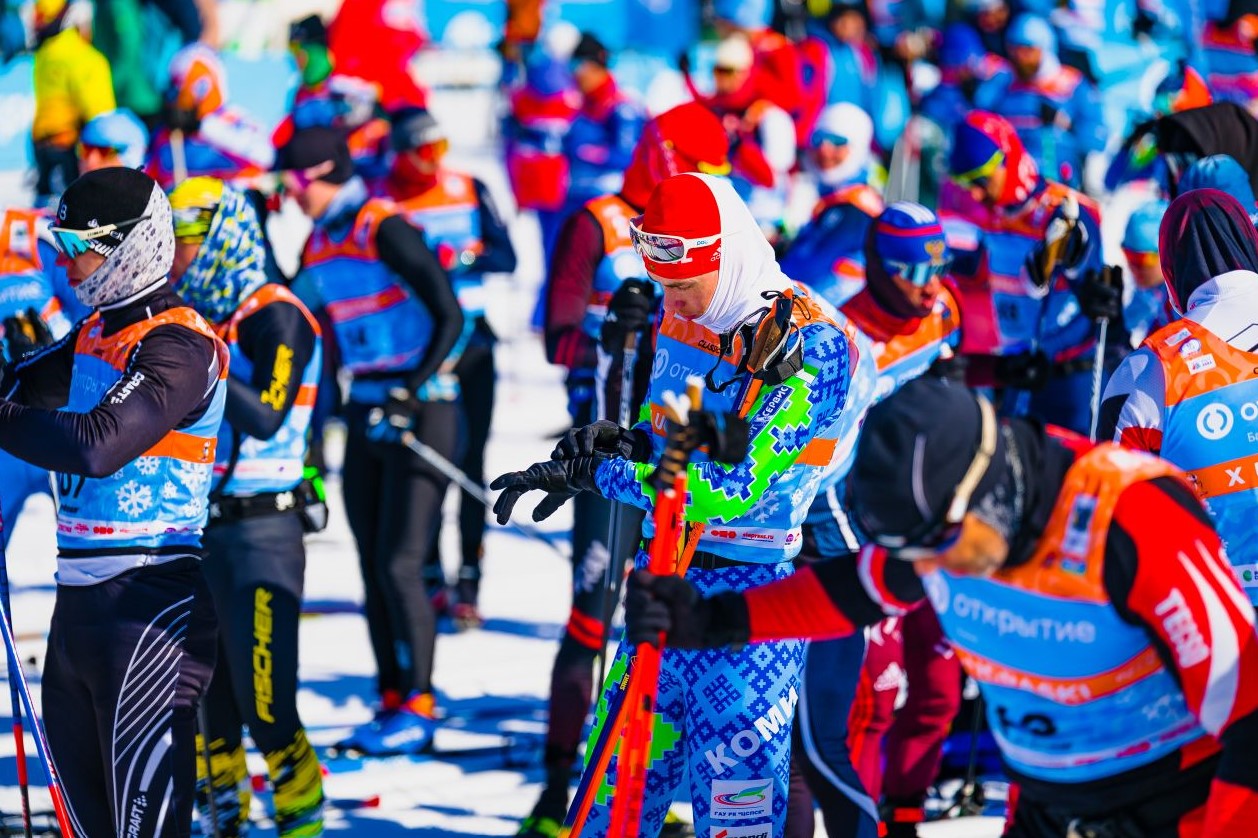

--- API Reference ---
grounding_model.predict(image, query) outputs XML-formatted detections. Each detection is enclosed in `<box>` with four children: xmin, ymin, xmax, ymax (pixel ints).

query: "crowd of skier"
<box><xmin>1</xmin><ymin>0</ymin><xmax>1258</xmax><ymax>836</ymax></box>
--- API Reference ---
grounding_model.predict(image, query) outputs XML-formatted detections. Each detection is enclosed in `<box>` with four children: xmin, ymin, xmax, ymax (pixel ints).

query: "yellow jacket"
<box><xmin>32</xmin><ymin>29</ymin><xmax>116</xmax><ymax>147</ymax></box>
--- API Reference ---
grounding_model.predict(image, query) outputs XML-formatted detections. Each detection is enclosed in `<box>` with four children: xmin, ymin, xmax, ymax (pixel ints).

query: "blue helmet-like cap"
<box><xmin>940</xmin><ymin>23</ymin><xmax>984</xmax><ymax>70</ymax></box>
<box><xmin>1122</xmin><ymin>199</ymin><xmax>1169</xmax><ymax>254</ymax></box>
<box><xmin>80</xmin><ymin>109</ymin><xmax>150</xmax><ymax>169</ymax></box>
<box><xmin>876</xmin><ymin>201</ymin><xmax>950</xmax><ymax>266</ymax></box>
<box><xmin>1178</xmin><ymin>154</ymin><xmax>1258</xmax><ymax>217</ymax></box>
<box><xmin>1006</xmin><ymin>14</ymin><xmax>1056</xmax><ymax>52</ymax></box>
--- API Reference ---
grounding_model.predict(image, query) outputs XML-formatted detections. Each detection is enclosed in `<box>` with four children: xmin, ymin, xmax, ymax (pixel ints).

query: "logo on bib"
<box><xmin>1197</xmin><ymin>403</ymin><xmax>1234</xmax><ymax>441</ymax></box>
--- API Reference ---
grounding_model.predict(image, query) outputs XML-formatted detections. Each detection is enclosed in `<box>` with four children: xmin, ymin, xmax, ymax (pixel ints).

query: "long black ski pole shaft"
<box><xmin>0</xmin><ymin>514</ymin><xmax>32</xmax><ymax>838</ymax></box>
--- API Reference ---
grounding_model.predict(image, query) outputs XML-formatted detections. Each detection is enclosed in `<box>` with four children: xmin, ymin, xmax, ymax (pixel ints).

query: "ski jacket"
<box><xmin>781</xmin><ymin>185</ymin><xmax>884</xmax><ymax>309</ymax></box>
<box><xmin>213</xmin><ymin>284</ymin><xmax>321</xmax><ymax>497</ymax></box>
<box><xmin>564</xmin><ymin>78</ymin><xmax>645</xmax><ymax>206</ymax></box>
<box><xmin>735</xmin><ymin>437</ymin><xmax>1258</xmax><ymax>830</ymax></box>
<box><xmin>294</xmin><ymin>193</ymin><xmax>462</xmax><ymax>405</ymax></box>
<box><xmin>1101</xmin><ymin>271</ymin><xmax>1258</xmax><ymax>603</ymax></box>
<box><xmin>147</xmin><ymin>108</ymin><xmax>276</xmax><ymax>191</ymax></box>
<box><xmin>0</xmin><ymin>208</ymin><xmax>72</xmax><ymax>341</ymax></box>
<box><xmin>0</xmin><ymin>286</ymin><xmax>227</xmax><ymax>584</ymax></box>
<box><xmin>595</xmin><ymin>287</ymin><xmax>852</xmax><ymax>564</ymax></box>
<box><xmin>31</xmin><ymin>28</ymin><xmax>115</xmax><ymax>147</ymax></box>
<box><xmin>274</xmin><ymin>80</ymin><xmax>392</xmax><ymax>181</ymax></box>
<box><xmin>505</xmin><ymin>81</ymin><xmax>580</xmax><ymax>212</ymax></box>
<box><xmin>948</xmin><ymin>180</ymin><xmax>1101</xmax><ymax>363</ymax></box>
<box><xmin>1203</xmin><ymin>16</ymin><xmax>1258</xmax><ymax>106</ymax></box>
<box><xmin>797</xmin><ymin>30</ymin><xmax>879</xmax><ymax>127</ymax></box>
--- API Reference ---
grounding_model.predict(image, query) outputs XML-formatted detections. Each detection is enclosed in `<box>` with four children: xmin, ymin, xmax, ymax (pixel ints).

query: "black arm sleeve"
<box><xmin>472</xmin><ymin>178</ymin><xmax>518</xmax><ymax>276</ymax></box>
<box><xmin>225</xmin><ymin>300</ymin><xmax>317</xmax><ymax>441</ymax></box>
<box><xmin>375</xmin><ymin>214</ymin><xmax>465</xmax><ymax>389</ymax></box>
<box><xmin>1</xmin><ymin>326</ymin><xmax>79</xmax><ymax>409</ymax></box>
<box><xmin>0</xmin><ymin>326</ymin><xmax>221</xmax><ymax>477</ymax></box>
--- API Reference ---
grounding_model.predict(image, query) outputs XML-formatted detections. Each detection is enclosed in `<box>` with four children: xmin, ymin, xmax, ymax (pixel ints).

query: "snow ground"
<box><xmin>0</xmin><ymin>85</ymin><xmax>1020</xmax><ymax>837</ymax></box>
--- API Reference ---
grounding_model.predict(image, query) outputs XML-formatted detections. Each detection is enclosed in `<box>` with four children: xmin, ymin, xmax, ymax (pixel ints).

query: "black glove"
<box><xmin>365</xmin><ymin>394</ymin><xmax>419</xmax><ymax>444</ymax></box>
<box><xmin>994</xmin><ymin>351</ymin><xmax>1052</xmax><ymax>391</ymax></box>
<box><xmin>1073</xmin><ymin>265</ymin><xmax>1124</xmax><ymax>323</ymax></box>
<box><xmin>599</xmin><ymin>279</ymin><xmax>656</xmax><ymax>354</ymax></box>
<box><xmin>625</xmin><ymin>570</ymin><xmax>751</xmax><ymax>649</ymax></box>
<box><xmin>490</xmin><ymin>455</ymin><xmax>604</xmax><ymax>524</ymax></box>
<box><xmin>2</xmin><ymin>308</ymin><xmax>53</xmax><ymax>362</ymax></box>
<box><xmin>551</xmin><ymin>419</ymin><xmax>652</xmax><ymax>462</ymax></box>
<box><xmin>1025</xmin><ymin>214</ymin><xmax>1089</xmax><ymax>290</ymax></box>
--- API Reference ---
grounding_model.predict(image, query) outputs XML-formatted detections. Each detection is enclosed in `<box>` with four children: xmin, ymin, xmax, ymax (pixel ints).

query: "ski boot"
<box><xmin>517</xmin><ymin>781</ymin><xmax>567</xmax><ymax>838</ymax></box>
<box><xmin>453</xmin><ymin>565</ymin><xmax>483</xmax><ymax>630</ymax></box>
<box><xmin>336</xmin><ymin>691</ymin><xmax>438</xmax><ymax>756</ymax></box>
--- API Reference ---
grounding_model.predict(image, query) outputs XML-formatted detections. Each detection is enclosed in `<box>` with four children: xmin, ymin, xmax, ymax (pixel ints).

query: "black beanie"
<box><xmin>289</xmin><ymin>15</ymin><xmax>328</xmax><ymax>46</ymax></box>
<box><xmin>390</xmin><ymin>107</ymin><xmax>444</xmax><ymax>152</ymax></box>
<box><xmin>275</xmin><ymin>126</ymin><xmax>355</xmax><ymax>185</ymax></box>
<box><xmin>850</xmin><ymin>377</ymin><xmax>1004</xmax><ymax>543</ymax></box>
<box><xmin>573</xmin><ymin>32</ymin><xmax>609</xmax><ymax>67</ymax></box>
<box><xmin>55</xmin><ymin>167</ymin><xmax>158</xmax><ymax>250</ymax></box>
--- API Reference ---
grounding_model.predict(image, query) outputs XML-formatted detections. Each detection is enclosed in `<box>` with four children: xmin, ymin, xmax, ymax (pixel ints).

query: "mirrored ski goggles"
<box><xmin>883</xmin><ymin>258</ymin><xmax>951</xmax><ymax>287</ymax></box>
<box><xmin>869</xmin><ymin>395</ymin><xmax>998</xmax><ymax>561</ymax></box>
<box><xmin>628</xmin><ymin>217</ymin><xmax>721</xmax><ymax>264</ymax></box>
<box><xmin>810</xmin><ymin>129</ymin><xmax>850</xmax><ymax>149</ymax></box>
<box><xmin>1122</xmin><ymin>247</ymin><xmax>1159</xmax><ymax>271</ymax></box>
<box><xmin>49</xmin><ymin>214</ymin><xmax>150</xmax><ymax>258</ymax></box>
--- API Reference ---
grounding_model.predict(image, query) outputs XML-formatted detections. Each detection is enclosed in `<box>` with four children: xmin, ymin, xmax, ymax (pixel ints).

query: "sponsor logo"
<box><xmin>710</xmin><ymin>825</ymin><xmax>772</xmax><ymax>838</ymax></box>
<box><xmin>922</xmin><ymin>571</ymin><xmax>949</xmax><ymax>615</ymax></box>
<box><xmin>1180</xmin><ymin>338</ymin><xmax>1203</xmax><ymax>357</ymax></box>
<box><xmin>260</xmin><ymin>343</ymin><xmax>294</xmax><ymax>410</ymax></box>
<box><xmin>253</xmin><ymin>588</ymin><xmax>276</xmax><ymax>723</ymax></box>
<box><xmin>710</xmin><ymin>779</ymin><xmax>772</xmax><ymax>819</ymax></box>
<box><xmin>1188</xmin><ymin>354</ymin><xmax>1217</xmax><ymax>374</ymax></box>
<box><xmin>109</xmin><ymin>371</ymin><xmax>146</xmax><ymax>405</ymax></box>
<box><xmin>1154</xmin><ymin>588</ymin><xmax>1210</xmax><ymax>668</ymax></box>
<box><xmin>698</xmin><ymin>339</ymin><xmax>721</xmax><ymax>353</ymax></box>
<box><xmin>705</xmin><ymin>687</ymin><xmax>798</xmax><ymax>774</ymax></box>
<box><xmin>1060</xmin><ymin>495</ymin><xmax>1096</xmax><ymax>561</ymax></box>
<box><xmin>710</xmin><ymin>529</ymin><xmax>737</xmax><ymax>539</ymax></box>
<box><xmin>950</xmin><ymin>593</ymin><xmax>1096</xmax><ymax>643</ymax></box>
<box><xmin>1163</xmin><ymin>327</ymin><xmax>1191</xmax><ymax>348</ymax></box>
<box><xmin>1197</xmin><ymin>403</ymin><xmax>1234</xmax><ymax>441</ymax></box>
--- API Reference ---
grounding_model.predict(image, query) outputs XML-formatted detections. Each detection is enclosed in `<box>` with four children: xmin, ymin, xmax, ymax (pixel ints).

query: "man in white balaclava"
<box><xmin>0</xmin><ymin>166</ymin><xmax>226</xmax><ymax>837</ymax></box>
<box><xmin>491</xmin><ymin>173</ymin><xmax>855</xmax><ymax>837</ymax></box>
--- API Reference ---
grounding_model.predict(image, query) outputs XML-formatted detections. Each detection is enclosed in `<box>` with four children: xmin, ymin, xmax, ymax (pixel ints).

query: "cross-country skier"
<box><xmin>1101</xmin><ymin>188</ymin><xmax>1258</xmax><ymax>607</ymax></box>
<box><xmin>520</xmin><ymin>103</ymin><xmax>731</xmax><ymax>838</ymax></box>
<box><xmin>1120</xmin><ymin>199</ymin><xmax>1171</xmax><ymax>345</ymax></box>
<box><xmin>0</xmin><ymin>166</ymin><xmax>226</xmax><ymax>837</ymax></box>
<box><xmin>166</xmin><ymin>177</ymin><xmax>325</xmax><ymax>837</ymax></box>
<box><xmin>280</xmin><ymin>126</ymin><xmax>464</xmax><ymax>755</ymax></box>
<box><xmin>628</xmin><ymin>375</ymin><xmax>1258</xmax><ymax>836</ymax></box>
<box><xmin>78</xmin><ymin>109</ymin><xmax>150</xmax><ymax>174</ymax></box>
<box><xmin>495</xmin><ymin>172</ymin><xmax>854</xmax><ymax>837</ymax></box>
<box><xmin>380</xmin><ymin>107</ymin><xmax>518</xmax><ymax>627</ymax></box>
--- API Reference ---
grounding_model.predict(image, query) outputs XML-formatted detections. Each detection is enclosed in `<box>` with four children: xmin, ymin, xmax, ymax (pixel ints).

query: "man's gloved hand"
<box><xmin>551</xmin><ymin>419</ymin><xmax>652</xmax><ymax>462</ymax></box>
<box><xmin>2</xmin><ymin>308</ymin><xmax>53</xmax><ymax>363</ymax></box>
<box><xmin>994</xmin><ymin>351</ymin><xmax>1052</xmax><ymax>391</ymax></box>
<box><xmin>490</xmin><ymin>455</ymin><xmax>604</xmax><ymax>524</ymax></box>
<box><xmin>365</xmin><ymin>394</ymin><xmax>420</xmax><ymax>444</ymax></box>
<box><xmin>1073</xmin><ymin>265</ymin><xmax>1124</xmax><ymax>322</ymax></box>
<box><xmin>625</xmin><ymin>570</ymin><xmax>751</xmax><ymax>649</ymax></box>
<box><xmin>600</xmin><ymin>279</ymin><xmax>655</xmax><ymax>354</ymax></box>
<box><xmin>1025</xmin><ymin>211</ymin><xmax>1090</xmax><ymax>290</ymax></box>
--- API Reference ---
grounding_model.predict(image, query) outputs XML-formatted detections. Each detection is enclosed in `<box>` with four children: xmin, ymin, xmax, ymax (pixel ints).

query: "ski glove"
<box><xmin>994</xmin><ymin>351</ymin><xmax>1052</xmax><ymax>391</ymax></box>
<box><xmin>1025</xmin><ymin>213</ymin><xmax>1090</xmax><ymax>290</ymax></box>
<box><xmin>1</xmin><ymin>308</ymin><xmax>53</xmax><ymax>363</ymax></box>
<box><xmin>1073</xmin><ymin>265</ymin><xmax>1124</xmax><ymax>323</ymax></box>
<box><xmin>600</xmin><ymin>279</ymin><xmax>656</xmax><ymax>354</ymax></box>
<box><xmin>365</xmin><ymin>389</ymin><xmax>423</xmax><ymax>444</ymax></box>
<box><xmin>490</xmin><ymin>455</ymin><xmax>605</xmax><ymax>524</ymax></box>
<box><xmin>625</xmin><ymin>570</ymin><xmax>751</xmax><ymax>649</ymax></box>
<box><xmin>551</xmin><ymin>420</ymin><xmax>652</xmax><ymax>462</ymax></box>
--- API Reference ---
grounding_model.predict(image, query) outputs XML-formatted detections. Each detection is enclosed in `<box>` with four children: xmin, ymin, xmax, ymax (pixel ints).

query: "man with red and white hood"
<box><xmin>523</xmin><ymin>104</ymin><xmax>732</xmax><ymax>836</ymax></box>
<box><xmin>497</xmin><ymin>173</ymin><xmax>855</xmax><ymax>837</ymax></box>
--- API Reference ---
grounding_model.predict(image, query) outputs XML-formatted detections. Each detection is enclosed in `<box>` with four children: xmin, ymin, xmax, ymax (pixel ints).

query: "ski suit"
<box><xmin>388</xmin><ymin>169</ymin><xmax>517</xmax><ymax>608</ymax></box>
<box><xmin>732</xmin><ymin>436</ymin><xmax>1258</xmax><ymax>835</ymax></box>
<box><xmin>275</xmin><ymin>77</ymin><xmax>393</xmax><ymax>181</ymax></box>
<box><xmin>147</xmin><ymin>108</ymin><xmax>276</xmax><ymax>191</ymax></box>
<box><xmin>797</xmin><ymin>26</ymin><xmax>880</xmax><ymax>134</ymax></box>
<box><xmin>565</xmin><ymin>78</ymin><xmax>645</xmax><ymax>211</ymax></box>
<box><xmin>0</xmin><ymin>284</ymin><xmax>227</xmax><ymax>838</ymax></box>
<box><xmin>1202</xmin><ymin>15</ymin><xmax>1258</xmax><ymax>106</ymax></box>
<box><xmin>291</xmin><ymin>181</ymin><xmax>463</xmax><ymax>707</ymax></box>
<box><xmin>196</xmin><ymin>284</ymin><xmax>324</xmax><ymax>837</ymax></box>
<box><xmin>0</xmin><ymin>208</ymin><xmax>75</xmax><ymax>545</ymax></box>
<box><xmin>779</xmin><ymin>184</ymin><xmax>884</xmax><ymax>309</ymax></box>
<box><xmin>1101</xmin><ymin>270</ymin><xmax>1258</xmax><ymax>605</ymax></box>
<box><xmin>583</xmin><ymin>287</ymin><xmax>852</xmax><ymax>837</ymax></box>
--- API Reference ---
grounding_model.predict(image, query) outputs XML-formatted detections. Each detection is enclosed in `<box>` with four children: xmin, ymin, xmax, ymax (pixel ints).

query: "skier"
<box><xmin>30</xmin><ymin>0</ymin><xmax>116</xmax><ymax>206</ymax></box>
<box><xmin>0</xmin><ymin>167</ymin><xmax>225</xmax><ymax>836</ymax></box>
<box><xmin>1101</xmin><ymin>188</ymin><xmax>1258</xmax><ymax>607</ymax></box>
<box><xmin>521</xmin><ymin>104</ymin><xmax>731</xmax><ymax>838</ymax></box>
<box><xmin>494</xmin><ymin>172</ymin><xmax>854</xmax><ymax>837</ymax></box>
<box><xmin>78</xmin><ymin>108</ymin><xmax>151</xmax><ymax>173</ymax></box>
<box><xmin>1178</xmin><ymin>154</ymin><xmax>1258</xmax><ymax>220</ymax></box>
<box><xmin>789</xmin><ymin>203</ymin><xmax>963</xmax><ymax>838</ymax></box>
<box><xmin>1202</xmin><ymin>7</ymin><xmax>1258</xmax><ymax>108</ymax></box>
<box><xmin>628</xmin><ymin>375</ymin><xmax>1258</xmax><ymax>836</ymax></box>
<box><xmin>147</xmin><ymin>43</ymin><xmax>276</xmax><ymax>190</ymax></box>
<box><xmin>166</xmin><ymin>177</ymin><xmax>325</xmax><ymax>837</ymax></box>
<box><xmin>945</xmin><ymin>111</ymin><xmax>1114</xmax><ymax>435</ymax></box>
<box><xmin>279</xmin><ymin>126</ymin><xmax>464</xmax><ymax>754</ymax></box>
<box><xmin>1120</xmin><ymin>199</ymin><xmax>1172</xmax><ymax>345</ymax></box>
<box><xmin>382</xmin><ymin>107</ymin><xmax>519</xmax><ymax>626</ymax></box>
<box><xmin>779</xmin><ymin>103</ymin><xmax>882</xmax><ymax>307</ymax></box>
<box><xmin>710</xmin><ymin>0</ymin><xmax>804</xmax><ymax>118</ymax></box>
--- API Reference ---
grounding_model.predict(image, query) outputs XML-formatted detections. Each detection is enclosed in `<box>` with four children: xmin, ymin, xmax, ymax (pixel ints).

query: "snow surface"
<box><xmin>0</xmin><ymin>82</ymin><xmax>1023</xmax><ymax>838</ymax></box>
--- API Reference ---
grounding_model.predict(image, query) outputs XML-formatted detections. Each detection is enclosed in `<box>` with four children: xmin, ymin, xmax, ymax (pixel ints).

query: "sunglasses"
<box><xmin>406</xmin><ymin>140</ymin><xmax>448</xmax><ymax>162</ymax></box>
<box><xmin>884</xmin><ymin>258</ymin><xmax>951</xmax><ymax>287</ymax></box>
<box><xmin>1123</xmin><ymin>247</ymin><xmax>1159</xmax><ymax>270</ymax></box>
<box><xmin>951</xmin><ymin>151</ymin><xmax>1005</xmax><ymax>190</ymax></box>
<box><xmin>628</xmin><ymin>216</ymin><xmax>721</xmax><ymax>264</ymax></box>
<box><xmin>280</xmin><ymin>160</ymin><xmax>337</xmax><ymax>193</ymax></box>
<box><xmin>49</xmin><ymin>215</ymin><xmax>151</xmax><ymax>259</ymax></box>
<box><xmin>811</xmin><ymin>130</ymin><xmax>850</xmax><ymax>150</ymax></box>
<box><xmin>871</xmin><ymin>395</ymin><xmax>998</xmax><ymax>561</ymax></box>
<box><xmin>78</xmin><ymin>142</ymin><xmax>121</xmax><ymax>159</ymax></box>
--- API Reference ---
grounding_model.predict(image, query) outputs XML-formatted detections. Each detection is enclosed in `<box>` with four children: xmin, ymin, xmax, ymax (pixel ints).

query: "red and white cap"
<box><xmin>636</xmin><ymin>173</ymin><xmax>724</xmax><ymax>280</ymax></box>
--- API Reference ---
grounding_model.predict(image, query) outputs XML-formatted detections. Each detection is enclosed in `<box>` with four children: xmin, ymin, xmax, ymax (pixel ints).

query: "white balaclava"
<box><xmin>812</xmin><ymin>103</ymin><xmax>874</xmax><ymax>188</ymax></box>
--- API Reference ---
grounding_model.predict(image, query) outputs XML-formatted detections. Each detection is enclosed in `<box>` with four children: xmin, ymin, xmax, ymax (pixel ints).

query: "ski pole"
<box><xmin>396</xmin><ymin>428</ymin><xmax>567</xmax><ymax>558</ymax></box>
<box><xmin>595</xmin><ymin>331</ymin><xmax>640</xmax><ymax>702</ymax></box>
<box><xmin>0</xmin><ymin>527</ymin><xmax>74</xmax><ymax>836</ymax></box>
<box><xmin>171</xmin><ymin>128</ymin><xmax>188</xmax><ymax>185</ymax></box>
<box><xmin>1089</xmin><ymin>316</ymin><xmax>1108</xmax><ymax>442</ymax></box>
<box><xmin>0</xmin><ymin>516</ymin><xmax>32</xmax><ymax>838</ymax></box>
<box><xmin>197</xmin><ymin>702</ymin><xmax>223</xmax><ymax>838</ymax></box>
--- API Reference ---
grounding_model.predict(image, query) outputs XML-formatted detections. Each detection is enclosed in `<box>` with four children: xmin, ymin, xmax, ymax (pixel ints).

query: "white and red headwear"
<box><xmin>638</xmin><ymin>173</ymin><xmax>791</xmax><ymax>333</ymax></box>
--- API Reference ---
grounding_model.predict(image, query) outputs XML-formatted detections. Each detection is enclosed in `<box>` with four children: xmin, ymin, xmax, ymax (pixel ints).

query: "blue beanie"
<box><xmin>713</xmin><ymin>0</ymin><xmax>772</xmax><ymax>29</ymax></box>
<box><xmin>1179</xmin><ymin>155</ymin><xmax>1258</xmax><ymax>215</ymax></box>
<box><xmin>940</xmin><ymin>23</ymin><xmax>984</xmax><ymax>70</ymax></box>
<box><xmin>525</xmin><ymin>55</ymin><xmax>573</xmax><ymax>97</ymax></box>
<box><xmin>876</xmin><ymin>201</ymin><xmax>950</xmax><ymax>265</ymax></box>
<box><xmin>1122</xmin><ymin>199</ymin><xmax>1169</xmax><ymax>253</ymax></box>
<box><xmin>950</xmin><ymin>116</ymin><xmax>1004</xmax><ymax>178</ymax></box>
<box><xmin>1006</xmin><ymin>14</ymin><xmax>1056</xmax><ymax>52</ymax></box>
